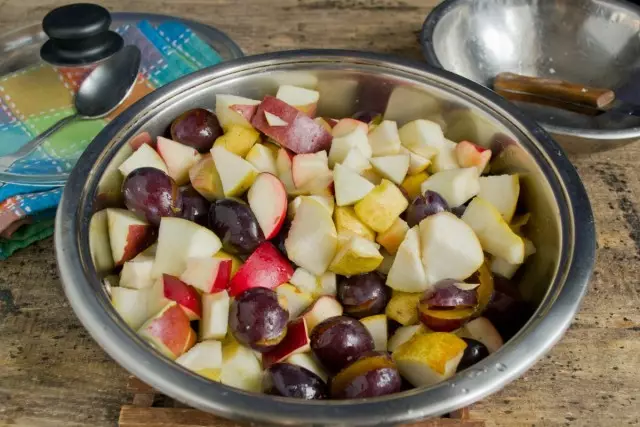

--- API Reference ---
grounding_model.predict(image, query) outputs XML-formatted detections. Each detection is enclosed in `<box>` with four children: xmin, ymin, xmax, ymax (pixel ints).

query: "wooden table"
<box><xmin>1</xmin><ymin>1</ymin><xmax>639</xmax><ymax>426</ymax></box>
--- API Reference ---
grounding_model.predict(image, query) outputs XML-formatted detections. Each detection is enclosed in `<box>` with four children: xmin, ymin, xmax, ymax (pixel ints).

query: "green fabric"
<box><xmin>0</xmin><ymin>219</ymin><xmax>55</xmax><ymax>260</ymax></box>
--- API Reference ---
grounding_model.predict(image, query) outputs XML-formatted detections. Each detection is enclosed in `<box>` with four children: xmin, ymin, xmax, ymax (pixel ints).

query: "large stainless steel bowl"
<box><xmin>55</xmin><ymin>50</ymin><xmax>595</xmax><ymax>426</ymax></box>
<box><xmin>421</xmin><ymin>0</ymin><xmax>640</xmax><ymax>154</ymax></box>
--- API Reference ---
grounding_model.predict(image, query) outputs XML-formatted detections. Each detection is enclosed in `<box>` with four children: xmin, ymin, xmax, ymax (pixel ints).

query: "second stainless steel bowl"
<box><xmin>56</xmin><ymin>50</ymin><xmax>595</xmax><ymax>426</ymax></box>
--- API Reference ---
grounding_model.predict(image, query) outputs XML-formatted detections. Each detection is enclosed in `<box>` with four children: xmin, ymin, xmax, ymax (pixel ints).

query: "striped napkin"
<box><xmin>0</xmin><ymin>20</ymin><xmax>225</xmax><ymax>259</ymax></box>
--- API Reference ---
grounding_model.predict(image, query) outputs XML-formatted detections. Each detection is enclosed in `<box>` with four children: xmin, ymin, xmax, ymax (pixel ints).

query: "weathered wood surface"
<box><xmin>0</xmin><ymin>1</ymin><xmax>639</xmax><ymax>426</ymax></box>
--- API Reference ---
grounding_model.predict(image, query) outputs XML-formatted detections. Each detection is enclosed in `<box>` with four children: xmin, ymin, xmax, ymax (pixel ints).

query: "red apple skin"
<box><xmin>230</xmin><ymin>104</ymin><xmax>258</xmax><ymax>122</ymax></box>
<box><xmin>162</xmin><ymin>274</ymin><xmax>202</xmax><ymax>320</ymax></box>
<box><xmin>248</xmin><ymin>173</ymin><xmax>287</xmax><ymax>239</ymax></box>
<box><xmin>142</xmin><ymin>304</ymin><xmax>194</xmax><ymax>358</ymax></box>
<box><xmin>263</xmin><ymin>317</ymin><xmax>310</xmax><ymax>367</ymax></box>
<box><xmin>228</xmin><ymin>242</ymin><xmax>294</xmax><ymax>297</ymax></box>
<box><xmin>456</xmin><ymin>140</ymin><xmax>491</xmax><ymax>170</ymax></box>
<box><xmin>129</xmin><ymin>131</ymin><xmax>155</xmax><ymax>150</ymax></box>
<box><xmin>212</xmin><ymin>259</ymin><xmax>232</xmax><ymax>292</ymax></box>
<box><xmin>251</xmin><ymin>96</ymin><xmax>332</xmax><ymax>154</ymax></box>
<box><xmin>117</xmin><ymin>225</ymin><xmax>156</xmax><ymax>265</ymax></box>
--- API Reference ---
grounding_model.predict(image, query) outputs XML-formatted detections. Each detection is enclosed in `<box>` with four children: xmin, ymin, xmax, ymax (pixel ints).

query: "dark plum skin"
<box><xmin>352</xmin><ymin>110</ymin><xmax>382</xmax><ymax>125</ymax></box>
<box><xmin>330</xmin><ymin>352</ymin><xmax>402</xmax><ymax>399</ymax></box>
<box><xmin>229</xmin><ymin>288</ymin><xmax>289</xmax><ymax>352</ymax></box>
<box><xmin>337</xmin><ymin>273</ymin><xmax>390</xmax><ymax>318</ymax></box>
<box><xmin>272</xmin><ymin>220</ymin><xmax>291</xmax><ymax>258</ymax></box>
<box><xmin>122</xmin><ymin>167</ymin><xmax>182</xmax><ymax>226</ymax></box>
<box><xmin>264</xmin><ymin>363</ymin><xmax>328</xmax><ymax>400</ymax></box>
<box><xmin>208</xmin><ymin>199</ymin><xmax>265</xmax><ymax>255</ymax></box>
<box><xmin>310</xmin><ymin>316</ymin><xmax>374</xmax><ymax>372</ymax></box>
<box><xmin>421</xmin><ymin>279</ymin><xmax>478</xmax><ymax>309</ymax></box>
<box><xmin>457</xmin><ymin>338</ymin><xmax>490</xmax><ymax>372</ymax></box>
<box><xmin>170</xmin><ymin>108</ymin><xmax>223</xmax><ymax>152</ymax></box>
<box><xmin>406</xmin><ymin>190</ymin><xmax>449</xmax><ymax>227</ymax></box>
<box><xmin>180</xmin><ymin>186</ymin><xmax>210</xmax><ymax>226</ymax></box>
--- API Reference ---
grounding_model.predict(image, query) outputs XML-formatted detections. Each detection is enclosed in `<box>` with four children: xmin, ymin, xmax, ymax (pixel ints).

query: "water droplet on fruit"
<box><xmin>496</xmin><ymin>363</ymin><xmax>507</xmax><ymax>372</ymax></box>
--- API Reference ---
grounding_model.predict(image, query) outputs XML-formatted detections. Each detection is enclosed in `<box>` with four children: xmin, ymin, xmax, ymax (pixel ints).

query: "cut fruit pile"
<box><xmin>91</xmin><ymin>85</ymin><xmax>537</xmax><ymax>400</ymax></box>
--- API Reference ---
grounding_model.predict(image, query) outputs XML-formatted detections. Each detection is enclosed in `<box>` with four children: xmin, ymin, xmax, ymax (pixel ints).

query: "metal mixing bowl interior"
<box><xmin>421</xmin><ymin>0</ymin><xmax>640</xmax><ymax>153</ymax></box>
<box><xmin>55</xmin><ymin>50</ymin><xmax>595</xmax><ymax>426</ymax></box>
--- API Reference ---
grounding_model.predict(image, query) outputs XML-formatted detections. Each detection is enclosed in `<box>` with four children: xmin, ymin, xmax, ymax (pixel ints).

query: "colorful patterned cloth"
<box><xmin>0</xmin><ymin>20</ymin><xmax>224</xmax><ymax>259</ymax></box>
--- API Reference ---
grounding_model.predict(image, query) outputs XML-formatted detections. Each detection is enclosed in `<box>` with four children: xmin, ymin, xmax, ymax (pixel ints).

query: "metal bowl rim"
<box><xmin>419</xmin><ymin>0</ymin><xmax>640</xmax><ymax>142</ymax></box>
<box><xmin>55</xmin><ymin>49</ymin><xmax>595</xmax><ymax>426</ymax></box>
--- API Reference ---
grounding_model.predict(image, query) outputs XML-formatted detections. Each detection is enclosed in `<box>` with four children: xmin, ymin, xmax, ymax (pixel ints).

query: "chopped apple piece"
<box><xmin>490</xmin><ymin>256</ymin><xmax>520</xmax><ymax>279</ymax></box>
<box><xmin>398</xmin><ymin>119</ymin><xmax>445</xmax><ymax>159</ymax></box>
<box><xmin>111</xmin><ymin>283</ymin><xmax>167</xmax><ymax>330</ymax></box>
<box><xmin>301</xmin><ymin>296</ymin><xmax>343</xmax><ymax>332</ymax></box>
<box><xmin>419</xmin><ymin>212</ymin><xmax>484</xmax><ymax>285</ymax></box>
<box><xmin>285</xmin><ymin>198</ymin><xmax>338</xmax><ymax>275</ymax></box>
<box><xmin>400</xmin><ymin>146</ymin><xmax>430</xmax><ymax>175</ymax></box>
<box><xmin>288</xmin><ymin>194</ymin><xmax>334</xmax><ymax>219</ymax></box>
<box><xmin>360</xmin><ymin>167</ymin><xmax>383</xmax><ymax>185</ymax></box>
<box><xmin>421</xmin><ymin>167</ymin><xmax>480</xmax><ymax>207</ymax></box>
<box><xmin>376</xmin><ymin>217</ymin><xmax>409</xmax><ymax>255</ymax></box>
<box><xmin>431</xmin><ymin>139</ymin><xmax>460</xmax><ymax>173</ymax></box>
<box><xmin>376</xmin><ymin>249</ymin><xmax>395</xmax><ymax>275</ymax></box>
<box><xmin>161</xmin><ymin>274</ymin><xmax>201</xmax><ymax>320</ymax></box>
<box><xmin>385</xmin><ymin>290</ymin><xmax>421</xmax><ymax>325</ymax></box>
<box><xmin>328</xmin><ymin>127</ymin><xmax>371</xmax><ymax>167</ymax></box>
<box><xmin>276</xmin><ymin>283</ymin><xmax>314</xmax><ymax>318</ymax></box>
<box><xmin>286</xmin><ymin>353</ymin><xmax>329</xmax><ymax>382</ymax></box>
<box><xmin>458</xmin><ymin>317</ymin><xmax>503</xmax><ymax>353</ymax></box>
<box><xmin>333</xmin><ymin>163</ymin><xmax>375</xmax><ymax>207</ymax></box>
<box><xmin>228</xmin><ymin>242</ymin><xmax>294</xmax><ymax>296</ymax></box>
<box><xmin>213</xmin><ymin>125</ymin><xmax>260</xmax><ymax>157</ymax></box>
<box><xmin>276</xmin><ymin>148</ymin><xmax>296</xmax><ymax>194</ymax></box>
<box><xmin>120</xmin><ymin>252</ymin><xmax>155</xmax><ymax>289</ymax></box>
<box><xmin>370</xmin><ymin>155</ymin><xmax>410</xmax><ymax>185</ymax></box>
<box><xmin>138</xmin><ymin>302</ymin><xmax>196</xmax><ymax>360</ymax></box>
<box><xmin>245</xmin><ymin>143</ymin><xmax>278</xmax><ymax>175</ymax></box>
<box><xmin>329</xmin><ymin>235</ymin><xmax>383</xmax><ymax>276</ymax></box>
<box><xmin>361</xmin><ymin>314</ymin><xmax>388</xmax><ymax>351</ymax></box>
<box><xmin>152</xmin><ymin>217</ymin><xmax>222</xmax><ymax>278</ymax></box>
<box><xmin>213</xmin><ymin>251</ymin><xmax>243</xmax><ymax>278</ymax></box>
<box><xmin>342</xmin><ymin>147</ymin><xmax>370</xmax><ymax>173</ymax></box>
<box><xmin>456</xmin><ymin>140</ymin><xmax>491</xmax><ymax>173</ymax></box>
<box><xmin>462</xmin><ymin>197</ymin><xmax>525</xmax><ymax>264</ymax></box>
<box><xmin>118</xmin><ymin>143</ymin><xmax>168</xmax><ymax>177</ymax></box>
<box><xmin>176</xmin><ymin>340</ymin><xmax>223</xmax><ymax>381</ymax></box>
<box><xmin>264</xmin><ymin>111</ymin><xmax>288</xmax><ymax>126</ymax></box>
<box><xmin>291</xmin><ymin>151</ymin><xmax>330</xmax><ymax>189</ymax></box>
<box><xmin>334</xmin><ymin>206</ymin><xmax>375</xmax><ymax>242</ymax></box>
<box><xmin>89</xmin><ymin>210</ymin><xmax>114</xmax><ymax>274</ymax></box>
<box><xmin>332</xmin><ymin>118</ymin><xmax>368</xmax><ymax>137</ymax></box>
<box><xmin>368</xmin><ymin>120</ymin><xmax>402</xmax><ymax>156</ymax></box>
<box><xmin>180</xmin><ymin>257</ymin><xmax>231</xmax><ymax>293</ymax></box>
<box><xmin>354</xmin><ymin>179</ymin><xmax>409</xmax><ymax>233</ymax></box>
<box><xmin>220</xmin><ymin>336</ymin><xmax>263</xmax><ymax>392</ymax></box>
<box><xmin>478</xmin><ymin>175</ymin><xmax>520</xmax><ymax>222</ymax></box>
<box><xmin>388</xmin><ymin>324</ymin><xmax>425</xmax><ymax>352</ymax></box>
<box><xmin>314</xmin><ymin>117</ymin><xmax>333</xmax><ymax>133</ymax></box>
<box><xmin>211</xmin><ymin>145</ymin><xmax>258</xmax><ymax>197</ymax></box>
<box><xmin>392</xmin><ymin>332</ymin><xmax>466</xmax><ymax>387</ymax></box>
<box><xmin>106</xmin><ymin>208</ymin><xmax>154</xmax><ymax>266</ymax></box>
<box><xmin>401</xmin><ymin>172</ymin><xmax>429</xmax><ymax>200</ymax></box>
<box><xmin>289</xmin><ymin>267</ymin><xmax>318</xmax><ymax>295</ymax></box>
<box><xmin>188</xmin><ymin>154</ymin><xmax>225</xmax><ymax>201</ymax></box>
<box><xmin>317</xmin><ymin>272</ymin><xmax>337</xmax><ymax>297</ymax></box>
<box><xmin>248</xmin><ymin>173</ymin><xmax>287</xmax><ymax>239</ymax></box>
<box><xmin>263</xmin><ymin>318</ymin><xmax>310</xmax><ymax>368</ymax></box>
<box><xmin>276</xmin><ymin>84</ymin><xmax>320</xmax><ymax>116</ymax></box>
<box><xmin>386</xmin><ymin>226</ymin><xmax>428</xmax><ymax>292</ymax></box>
<box><xmin>200</xmin><ymin>290</ymin><xmax>230</xmax><ymax>340</ymax></box>
<box><xmin>215</xmin><ymin>94</ymin><xmax>260</xmax><ymax>130</ymax></box>
<box><xmin>157</xmin><ymin>137</ymin><xmax>202</xmax><ymax>185</ymax></box>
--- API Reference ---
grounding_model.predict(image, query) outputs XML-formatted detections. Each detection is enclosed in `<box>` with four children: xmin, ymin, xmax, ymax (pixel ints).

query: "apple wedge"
<box><xmin>245</xmin><ymin>143</ymin><xmax>278</xmax><ymax>175</ymax></box>
<box><xmin>401</xmin><ymin>172</ymin><xmax>430</xmax><ymax>200</ymax></box>
<box><xmin>138</xmin><ymin>302</ymin><xmax>196</xmax><ymax>360</ymax></box>
<box><xmin>89</xmin><ymin>210</ymin><xmax>114</xmax><ymax>274</ymax></box>
<box><xmin>106</xmin><ymin>208</ymin><xmax>154</xmax><ymax>266</ymax></box>
<box><xmin>388</xmin><ymin>324</ymin><xmax>425</xmax><ymax>352</ymax></box>
<box><xmin>251</xmin><ymin>96</ymin><xmax>332</xmax><ymax>154</ymax></box>
<box><xmin>213</xmin><ymin>124</ymin><xmax>260</xmax><ymax>157</ymax></box>
<box><xmin>128</xmin><ymin>131</ymin><xmax>154</xmax><ymax>151</ymax></box>
<box><xmin>329</xmin><ymin>235</ymin><xmax>383</xmax><ymax>276</ymax></box>
<box><xmin>276</xmin><ymin>148</ymin><xmax>297</xmax><ymax>194</ymax></box>
<box><xmin>420</xmin><ymin>167</ymin><xmax>480</xmax><ymax>207</ymax></box>
<box><xmin>419</xmin><ymin>212</ymin><xmax>484</xmax><ymax>285</ymax></box>
<box><xmin>398</xmin><ymin>119</ymin><xmax>445</xmax><ymax>159</ymax></box>
<box><xmin>456</xmin><ymin>140</ymin><xmax>491</xmax><ymax>174</ymax></box>
<box><xmin>111</xmin><ymin>283</ymin><xmax>168</xmax><ymax>330</ymax></box>
<box><xmin>180</xmin><ymin>257</ymin><xmax>232</xmax><ymax>293</ymax></box>
<box><xmin>478</xmin><ymin>175</ymin><xmax>520</xmax><ymax>222</ymax></box>
<box><xmin>354</xmin><ymin>179</ymin><xmax>409</xmax><ymax>233</ymax></box>
<box><xmin>368</xmin><ymin>120</ymin><xmax>402</xmax><ymax>156</ymax></box>
<box><xmin>392</xmin><ymin>332</ymin><xmax>466</xmax><ymax>387</ymax></box>
<box><xmin>458</xmin><ymin>317</ymin><xmax>503</xmax><ymax>353</ymax></box>
<box><xmin>247</xmin><ymin>173</ymin><xmax>287</xmax><ymax>239</ymax></box>
<box><xmin>276</xmin><ymin>84</ymin><xmax>320</xmax><ymax>116</ymax></box>
<box><xmin>176</xmin><ymin>340</ymin><xmax>223</xmax><ymax>381</ymax></box>
<box><xmin>118</xmin><ymin>143</ymin><xmax>168</xmax><ymax>177</ymax></box>
<box><xmin>317</xmin><ymin>272</ymin><xmax>337</xmax><ymax>297</ymax></box>
<box><xmin>188</xmin><ymin>154</ymin><xmax>225</xmax><ymax>201</ymax></box>
<box><xmin>386</xmin><ymin>226</ymin><xmax>428</xmax><ymax>292</ymax></box>
<box><xmin>370</xmin><ymin>154</ymin><xmax>410</xmax><ymax>185</ymax></box>
<box><xmin>200</xmin><ymin>290</ymin><xmax>230</xmax><ymax>341</ymax></box>
<box><xmin>462</xmin><ymin>197</ymin><xmax>525</xmax><ymax>264</ymax></box>
<box><xmin>430</xmin><ymin>139</ymin><xmax>460</xmax><ymax>173</ymax></box>
<box><xmin>285</xmin><ymin>198</ymin><xmax>338</xmax><ymax>275</ymax></box>
<box><xmin>361</xmin><ymin>314</ymin><xmax>388</xmax><ymax>351</ymax></box>
<box><xmin>211</xmin><ymin>145</ymin><xmax>258</xmax><ymax>197</ymax></box>
<box><xmin>332</xmin><ymin>118</ymin><xmax>368</xmax><ymax>137</ymax></box>
<box><xmin>220</xmin><ymin>336</ymin><xmax>263</xmax><ymax>392</ymax></box>
<box><xmin>289</xmin><ymin>267</ymin><xmax>319</xmax><ymax>295</ymax></box>
<box><xmin>276</xmin><ymin>283</ymin><xmax>314</xmax><ymax>318</ymax></box>
<box><xmin>228</xmin><ymin>242</ymin><xmax>294</xmax><ymax>296</ymax></box>
<box><xmin>286</xmin><ymin>353</ymin><xmax>329</xmax><ymax>382</ymax></box>
<box><xmin>301</xmin><ymin>296</ymin><xmax>343</xmax><ymax>332</ymax></box>
<box><xmin>333</xmin><ymin>163</ymin><xmax>375</xmax><ymax>207</ymax></box>
<box><xmin>152</xmin><ymin>217</ymin><xmax>222</xmax><ymax>278</ymax></box>
<box><xmin>288</xmin><ymin>194</ymin><xmax>334</xmax><ymax>219</ymax></box>
<box><xmin>360</xmin><ymin>167</ymin><xmax>383</xmax><ymax>185</ymax></box>
<box><xmin>400</xmin><ymin>146</ymin><xmax>430</xmax><ymax>175</ymax></box>
<box><xmin>328</xmin><ymin>127</ymin><xmax>371</xmax><ymax>167</ymax></box>
<box><xmin>334</xmin><ymin>206</ymin><xmax>375</xmax><ymax>242</ymax></box>
<box><xmin>376</xmin><ymin>249</ymin><xmax>395</xmax><ymax>275</ymax></box>
<box><xmin>161</xmin><ymin>274</ymin><xmax>202</xmax><ymax>320</ymax></box>
<box><xmin>120</xmin><ymin>252</ymin><xmax>155</xmax><ymax>290</ymax></box>
<box><xmin>263</xmin><ymin>317</ymin><xmax>311</xmax><ymax>368</ymax></box>
<box><xmin>291</xmin><ymin>151</ymin><xmax>330</xmax><ymax>189</ymax></box>
<box><xmin>215</xmin><ymin>94</ymin><xmax>260</xmax><ymax>130</ymax></box>
<box><xmin>157</xmin><ymin>137</ymin><xmax>202</xmax><ymax>185</ymax></box>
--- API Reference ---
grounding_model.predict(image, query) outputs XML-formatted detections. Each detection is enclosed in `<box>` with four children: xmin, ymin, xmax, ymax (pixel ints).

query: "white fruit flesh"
<box><xmin>120</xmin><ymin>254</ymin><xmax>155</xmax><ymax>289</ymax></box>
<box><xmin>292</xmin><ymin>151</ymin><xmax>329</xmax><ymax>188</ymax></box>
<box><xmin>285</xmin><ymin>353</ymin><xmax>329</xmax><ymax>382</ymax></box>
<box><xmin>211</xmin><ymin>146</ymin><xmax>258</xmax><ymax>197</ymax></box>
<box><xmin>328</xmin><ymin>128</ymin><xmax>371</xmax><ymax>167</ymax></box>
<box><xmin>220</xmin><ymin>339</ymin><xmax>263</xmax><ymax>392</ymax></box>
<box><xmin>89</xmin><ymin>210</ymin><xmax>114</xmax><ymax>274</ymax></box>
<box><xmin>176</xmin><ymin>340</ymin><xmax>222</xmax><ymax>373</ymax></box>
<box><xmin>387</xmin><ymin>226</ymin><xmax>428</xmax><ymax>292</ymax></box>
<box><xmin>180</xmin><ymin>257</ymin><xmax>228</xmax><ymax>293</ymax></box>
<box><xmin>248</xmin><ymin>173</ymin><xmax>287</xmax><ymax>239</ymax></box>
<box><xmin>215</xmin><ymin>94</ymin><xmax>260</xmax><ymax>130</ymax></box>
<box><xmin>157</xmin><ymin>137</ymin><xmax>202</xmax><ymax>185</ymax></box>
<box><xmin>275</xmin><ymin>85</ymin><xmax>319</xmax><ymax>113</ymax></box>
<box><xmin>462</xmin><ymin>197</ymin><xmax>524</xmax><ymax>264</ymax></box>
<box><xmin>333</xmin><ymin>163</ymin><xmax>375</xmax><ymax>206</ymax></box>
<box><xmin>245</xmin><ymin>144</ymin><xmax>278</xmax><ymax>175</ymax></box>
<box><xmin>398</xmin><ymin>119</ymin><xmax>444</xmax><ymax>159</ymax></box>
<box><xmin>361</xmin><ymin>314</ymin><xmax>388</xmax><ymax>351</ymax></box>
<box><xmin>430</xmin><ymin>139</ymin><xmax>460</xmax><ymax>172</ymax></box>
<box><xmin>478</xmin><ymin>175</ymin><xmax>520</xmax><ymax>222</ymax></box>
<box><xmin>317</xmin><ymin>272</ymin><xmax>337</xmax><ymax>297</ymax></box>
<box><xmin>302</xmin><ymin>296</ymin><xmax>343</xmax><ymax>332</ymax></box>
<box><xmin>264</xmin><ymin>111</ymin><xmax>288</xmax><ymax>126</ymax></box>
<box><xmin>370</xmin><ymin>155</ymin><xmax>410</xmax><ymax>185</ymax></box>
<box><xmin>420</xmin><ymin>167</ymin><xmax>480</xmax><ymax>207</ymax></box>
<box><xmin>200</xmin><ymin>291</ymin><xmax>230</xmax><ymax>340</ymax></box>
<box><xmin>106</xmin><ymin>208</ymin><xmax>151</xmax><ymax>265</ymax></box>
<box><xmin>276</xmin><ymin>283</ymin><xmax>314</xmax><ymax>318</ymax></box>
<box><xmin>342</xmin><ymin>147</ymin><xmax>370</xmax><ymax>173</ymax></box>
<box><xmin>118</xmin><ymin>143</ymin><xmax>168</xmax><ymax>176</ymax></box>
<box><xmin>388</xmin><ymin>324</ymin><xmax>424</xmax><ymax>352</ymax></box>
<box><xmin>368</xmin><ymin>120</ymin><xmax>402</xmax><ymax>156</ymax></box>
<box><xmin>460</xmin><ymin>317</ymin><xmax>504</xmax><ymax>353</ymax></box>
<box><xmin>289</xmin><ymin>268</ymin><xmax>318</xmax><ymax>294</ymax></box>
<box><xmin>419</xmin><ymin>212</ymin><xmax>484</xmax><ymax>285</ymax></box>
<box><xmin>400</xmin><ymin>146</ymin><xmax>430</xmax><ymax>175</ymax></box>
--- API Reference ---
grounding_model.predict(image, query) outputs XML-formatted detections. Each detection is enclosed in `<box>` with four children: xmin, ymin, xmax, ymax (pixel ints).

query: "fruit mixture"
<box><xmin>91</xmin><ymin>84</ymin><xmax>536</xmax><ymax>400</ymax></box>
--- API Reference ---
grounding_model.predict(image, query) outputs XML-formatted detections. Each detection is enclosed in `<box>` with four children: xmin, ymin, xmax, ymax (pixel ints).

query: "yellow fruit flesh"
<box><xmin>213</xmin><ymin>250</ymin><xmax>242</xmax><ymax>277</ymax></box>
<box><xmin>385</xmin><ymin>290</ymin><xmax>421</xmax><ymax>325</ymax></box>
<box><xmin>334</xmin><ymin>206</ymin><xmax>376</xmax><ymax>241</ymax></box>
<box><xmin>354</xmin><ymin>179</ymin><xmax>409</xmax><ymax>233</ymax></box>
<box><xmin>213</xmin><ymin>125</ymin><xmax>260</xmax><ymax>157</ymax></box>
<box><xmin>401</xmin><ymin>172</ymin><xmax>429</xmax><ymax>200</ymax></box>
<box><xmin>393</xmin><ymin>332</ymin><xmax>467</xmax><ymax>375</ymax></box>
<box><xmin>331</xmin><ymin>354</ymin><xmax>395</xmax><ymax>396</ymax></box>
<box><xmin>329</xmin><ymin>237</ymin><xmax>383</xmax><ymax>276</ymax></box>
<box><xmin>196</xmin><ymin>368</ymin><xmax>222</xmax><ymax>381</ymax></box>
